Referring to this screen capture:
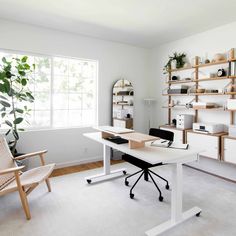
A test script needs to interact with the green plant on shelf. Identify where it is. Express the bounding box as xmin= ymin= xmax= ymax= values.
xmin=163 ymin=52 xmax=186 ymax=74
